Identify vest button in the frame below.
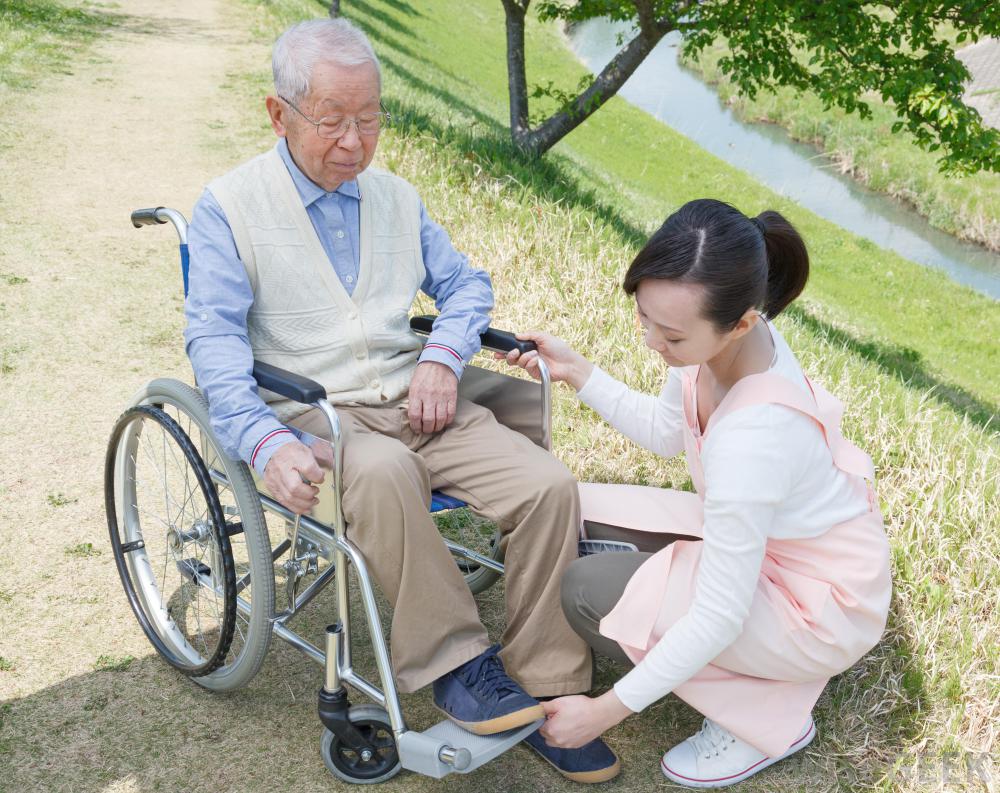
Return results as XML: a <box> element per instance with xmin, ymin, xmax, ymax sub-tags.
<box><xmin>369</xmin><ymin>379</ymin><xmax>380</xmax><ymax>389</ymax></box>
<box><xmin>348</xmin><ymin>310</ymin><xmax>358</xmax><ymax>320</ymax></box>
<box><xmin>355</xmin><ymin>350</ymin><xmax>365</xmax><ymax>360</ymax></box>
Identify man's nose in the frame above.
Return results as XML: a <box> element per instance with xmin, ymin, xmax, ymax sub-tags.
<box><xmin>337</xmin><ymin>122</ymin><xmax>363</xmax><ymax>149</ymax></box>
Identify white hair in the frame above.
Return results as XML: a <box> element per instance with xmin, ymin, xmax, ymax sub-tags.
<box><xmin>272</xmin><ymin>18</ymin><xmax>381</xmax><ymax>102</ymax></box>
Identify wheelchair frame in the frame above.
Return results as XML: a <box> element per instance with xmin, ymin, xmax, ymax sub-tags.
<box><xmin>116</xmin><ymin>206</ymin><xmax>554</xmax><ymax>781</ymax></box>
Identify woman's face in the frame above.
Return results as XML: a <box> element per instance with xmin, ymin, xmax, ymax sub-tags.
<box><xmin>634</xmin><ymin>279</ymin><xmax>739</xmax><ymax>367</ymax></box>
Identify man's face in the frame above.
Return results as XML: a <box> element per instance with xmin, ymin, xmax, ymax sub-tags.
<box><xmin>268</xmin><ymin>60</ymin><xmax>381</xmax><ymax>192</ymax></box>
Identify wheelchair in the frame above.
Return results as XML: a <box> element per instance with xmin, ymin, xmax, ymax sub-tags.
<box><xmin>105</xmin><ymin>206</ymin><xmax>557</xmax><ymax>783</ymax></box>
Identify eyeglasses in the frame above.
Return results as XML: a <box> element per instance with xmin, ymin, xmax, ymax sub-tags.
<box><xmin>279</xmin><ymin>95</ymin><xmax>390</xmax><ymax>140</ymax></box>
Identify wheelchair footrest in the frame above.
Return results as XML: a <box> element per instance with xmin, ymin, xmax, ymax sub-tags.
<box><xmin>397</xmin><ymin>718</ymin><xmax>542</xmax><ymax>778</ymax></box>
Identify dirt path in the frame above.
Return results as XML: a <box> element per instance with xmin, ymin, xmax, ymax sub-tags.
<box><xmin>0</xmin><ymin>7</ymin><xmax>528</xmax><ymax>792</ymax></box>
<box><xmin>0</xmin><ymin>2</ymin><xmax>310</xmax><ymax>790</ymax></box>
<box><xmin>959</xmin><ymin>37</ymin><xmax>1000</xmax><ymax>129</ymax></box>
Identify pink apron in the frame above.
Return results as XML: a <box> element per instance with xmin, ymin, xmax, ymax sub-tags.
<box><xmin>585</xmin><ymin>368</ymin><xmax>892</xmax><ymax>757</ymax></box>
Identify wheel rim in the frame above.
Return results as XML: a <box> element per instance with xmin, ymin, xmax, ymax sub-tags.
<box><xmin>326</xmin><ymin>718</ymin><xmax>398</xmax><ymax>780</ymax></box>
<box><xmin>107</xmin><ymin>406</ymin><xmax>236</xmax><ymax>675</ymax></box>
<box><xmin>145</xmin><ymin>396</ymin><xmax>267</xmax><ymax>676</ymax></box>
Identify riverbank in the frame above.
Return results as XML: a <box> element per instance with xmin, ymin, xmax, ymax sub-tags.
<box><xmin>682</xmin><ymin>41</ymin><xmax>1000</xmax><ymax>253</ymax></box>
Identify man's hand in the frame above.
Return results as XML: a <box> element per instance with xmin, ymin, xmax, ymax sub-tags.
<box><xmin>263</xmin><ymin>440</ymin><xmax>326</xmax><ymax>515</ymax></box>
<box><xmin>407</xmin><ymin>361</ymin><xmax>458</xmax><ymax>434</ymax></box>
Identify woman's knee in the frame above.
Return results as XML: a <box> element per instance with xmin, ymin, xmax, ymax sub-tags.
<box><xmin>561</xmin><ymin>556</ymin><xmax>602</xmax><ymax>631</ymax></box>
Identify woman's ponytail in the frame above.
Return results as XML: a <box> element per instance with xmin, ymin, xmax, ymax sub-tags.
<box><xmin>755</xmin><ymin>210</ymin><xmax>809</xmax><ymax>319</ymax></box>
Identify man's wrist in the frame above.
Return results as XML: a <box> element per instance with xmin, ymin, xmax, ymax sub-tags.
<box><xmin>417</xmin><ymin>346</ymin><xmax>463</xmax><ymax>380</ymax></box>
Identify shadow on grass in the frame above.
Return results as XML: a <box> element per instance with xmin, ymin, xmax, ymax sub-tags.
<box><xmin>786</xmin><ymin>304</ymin><xmax>998</xmax><ymax>432</ymax></box>
<box><xmin>3</xmin><ymin>568</ymin><xmax>928</xmax><ymax>793</ymax></box>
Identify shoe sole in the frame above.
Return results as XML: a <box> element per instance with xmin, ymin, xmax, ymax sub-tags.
<box><xmin>660</xmin><ymin>719</ymin><xmax>816</xmax><ymax>788</ymax></box>
<box><xmin>435</xmin><ymin>702</ymin><xmax>546</xmax><ymax>736</ymax></box>
<box><xmin>531</xmin><ymin>748</ymin><xmax>621</xmax><ymax>784</ymax></box>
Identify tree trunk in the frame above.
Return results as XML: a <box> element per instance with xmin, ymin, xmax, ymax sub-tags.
<box><xmin>520</xmin><ymin>21</ymin><xmax>673</xmax><ymax>156</ymax></box>
<box><xmin>500</xmin><ymin>0</ymin><xmax>532</xmax><ymax>149</ymax></box>
<box><xmin>329</xmin><ymin>0</ymin><xmax>340</xmax><ymax>18</ymax></box>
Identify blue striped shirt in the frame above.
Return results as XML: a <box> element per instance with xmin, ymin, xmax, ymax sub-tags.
<box><xmin>184</xmin><ymin>139</ymin><xmax>493</xmax><ymax>474</ymax></box>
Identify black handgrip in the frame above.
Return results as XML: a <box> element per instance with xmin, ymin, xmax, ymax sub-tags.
<box><xmin>409</xmin><ymin>315</ymin><xmax>537</xmax><ymax>355</ymax></box>
<box><xmin>252</xmin><ymin>360</ymin><xmax>328</xmax><ymax>405</ymax></box>
<box><xmin>480</xmin><ymin>327</ymin><xmax>537</xmax><ymax>355</ymax></box>
<box><xmin>131</xmin><ymin>207</ymin><xmax>167</xmax><ymax>228</ymax></box>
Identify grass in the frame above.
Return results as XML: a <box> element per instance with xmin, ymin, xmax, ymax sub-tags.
<box><xmin>92</xmin><ymin>655</ymin><xmax>134</xmax><ymax>673</ymax></box>
<box><xmin>46</xmin><ymin>491</ymin><xmax>77</xmax><ymax>507</ymax></box>
<box><xmin>229</xmin><ymin>2</ymin><xmax>997</xmax><ymax>790</ymax></box>
<box><xmin>681</xmin><ymin>41</ymin><xmax>1000</xmax><ymax>251</ymax></box>
<box><xmin>63</xmin><ymin>542</ymin><xmax>100</xmax><ymax>558</ymax></box>
<box><xmin>0</xmin><ymin>0</ymin><xmax>118</xmax><ymax>94</ymax></box>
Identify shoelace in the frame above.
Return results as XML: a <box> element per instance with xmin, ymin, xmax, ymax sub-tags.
<box><xmin>689</xmin><ymin>719</ymin><xmax>737</xmax><ymax>759</ymax></box>
<box><xmin>456</xmin><ymin>645</ymin><xmax>518</xmax><ymax>704</ymax></box>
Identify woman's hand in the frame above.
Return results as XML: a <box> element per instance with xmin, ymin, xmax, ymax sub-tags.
<box><xmin>494</xmin><ymin>331</ymin><xmax>594</xmax><ymax>390</ymax></box>
<box><xmin>538</xmin><ymin>691</ymin><xmax>633</xmax><ymax>749</ymax></box>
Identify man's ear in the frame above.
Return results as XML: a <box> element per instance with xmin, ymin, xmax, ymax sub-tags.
<box><xmin>265</xmin><ymin>95</ymin><xmax>288</xmax><ymax>137</ymax></box>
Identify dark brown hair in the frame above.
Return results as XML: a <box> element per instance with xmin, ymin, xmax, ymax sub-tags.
<box><xmin>623</xmin><ymin>199</ymin><xmax>809</xmax><ymax>330</ymax></box>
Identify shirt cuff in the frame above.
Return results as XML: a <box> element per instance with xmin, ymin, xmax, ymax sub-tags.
<box><xmin>249</xmin><ymin>425</ymin><xmax>295</xmax><ymax>477</ymax></box>
<box><xmin>418</xmin><ymin>340</ymin><xmax>465</xmax><ymax>380</ymax></box>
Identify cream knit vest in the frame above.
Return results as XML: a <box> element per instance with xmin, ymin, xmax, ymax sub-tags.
<box><xmin>209</xmin><ymin>147</ymin><xmax>424</xmax><ymax>421</ymax></box>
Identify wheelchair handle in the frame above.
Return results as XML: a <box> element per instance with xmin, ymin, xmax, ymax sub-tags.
<box><xmin>409</xmin><ymin>315</ymin><xmax>538</xmax><ymax>355</ymax></box>
<box><xmin>130</xmin><ymin>206</ymin><xmax>189</xmax><ymax>244</ymax></box>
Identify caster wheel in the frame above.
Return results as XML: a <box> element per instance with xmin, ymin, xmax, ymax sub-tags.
<box><xmin>320</xmin><ymin>705</ymin><xmax>401</xmax><ymax>784</ymax></box>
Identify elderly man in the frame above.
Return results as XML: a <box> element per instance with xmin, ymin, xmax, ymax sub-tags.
<box><xmin>184</xmin><ymin>17</ymin><xmax>618</xmax><ymax>783</ymax></box>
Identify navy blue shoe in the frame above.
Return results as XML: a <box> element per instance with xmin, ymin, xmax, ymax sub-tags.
<box><xmin>432</xmin><ymin>645</ymin><xmax>544</xmax><ymax>735</ymax></box>
<box><xmin>524</xmin><ymin>729</ymin><xmax>621</xmax><ymax>783</ymax></box>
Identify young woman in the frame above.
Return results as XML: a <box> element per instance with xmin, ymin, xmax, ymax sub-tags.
<box><xmin>501</xmin><ymin>199</ymin><xmax>891</xmax><ymax>788</ymax></box>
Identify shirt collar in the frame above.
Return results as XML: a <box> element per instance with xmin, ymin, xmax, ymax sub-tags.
<box><xmin>276</xmin><ymin>138</ymin><xmax>361</xmax><ymax>207</ymax></box>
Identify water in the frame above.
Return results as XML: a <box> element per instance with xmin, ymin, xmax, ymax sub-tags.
<box><xmin>568</xmin><ymin>18</ymin><xmax>1000</xmax><ymax>299</ymax></box>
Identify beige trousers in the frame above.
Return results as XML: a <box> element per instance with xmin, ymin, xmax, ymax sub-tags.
<box><xmin>290</xmin><ymin>397</ymin><xmax>591</xmax><ymax>696</ymax></box>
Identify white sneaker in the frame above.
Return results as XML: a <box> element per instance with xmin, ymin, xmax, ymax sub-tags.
<box><xmin>660</xmin><ymin>716</ymin><xmax>816</xmax><ymax>788</ymax></box>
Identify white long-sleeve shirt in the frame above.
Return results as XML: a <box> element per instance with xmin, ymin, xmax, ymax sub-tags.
<box><xmin>575</xmin><ymin>322</ymin><xmax>868</xmax><ymax>712</ymax></box>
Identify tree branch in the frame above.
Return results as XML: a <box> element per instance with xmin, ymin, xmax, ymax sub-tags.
<box><xmin>519</xmin><ymin>18</ymin><xmax>675</xmax><ymax>156</ymax></box>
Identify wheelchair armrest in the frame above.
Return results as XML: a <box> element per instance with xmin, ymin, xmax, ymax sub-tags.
<box><xmin>409</xmin><ymin>315</ymin><xmax>537</xmax><ymax>355</ymax></box>
<box><xmin>252</xmin><ymin>360</ymin><xmax>327</xmax><ymax>404</ymax></box>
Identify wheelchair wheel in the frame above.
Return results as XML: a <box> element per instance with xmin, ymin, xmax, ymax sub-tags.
<box><xmin>108</xmin><ymin>378</ymin><xmax>275</xmax><ymax>691</ymax></box>
<box><xmin>106</xmin><ymin>405</ymin><xmax>237</xmax><ymax>675</ymax></box>
<box><xmin>320</xmin><ymin>705</ymin><xmax>401</xmax><ymax>784</ymax></box>
<box><xmin>434</xmin><ymin>509</ymin><xmax>503</xmax><ymax>595</ymax></box>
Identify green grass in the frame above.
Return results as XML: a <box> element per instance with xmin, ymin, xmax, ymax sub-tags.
<box><xmin>46</xmin><ymin>491</ymin><xmax>77</xmax><ymax>507</ymax></box>
<box><xmin>63</xmin><ymin>542</ymin><xmax>99</xmax><ymax>558</ymax></box>
<box><xmin>682</xmin><ymin>41</ymin><xmax>1000</xmax><ymax>251</ymax></box>
<box><xmin>229</xmin><ymin>1</ymin><xmax>995</xmax><ymax>789</ymax></box>
<box><xmin>0</xmin><ymin>0</ymin><xmax>118</xmax><ymax>94</ymax></box>
<box><xmin>92</xmin><ymin>654</ymin><xmax>134</xmax><ymax>673</ymax></box>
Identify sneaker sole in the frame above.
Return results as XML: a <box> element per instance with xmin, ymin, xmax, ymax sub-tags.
<box><xmin>531</xmin><ymin>749</ymin><xmax>621</xmax><ymax>784</ymax></box>
<box><xmin>660</xmin><ymin>719</ymin><xmax>816</xmax><ymax>788</ymax></box>
<box><xmin>435</xmin><ymin>702</ymin><xmax>546</xmax><ymax>736</ymax></box>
